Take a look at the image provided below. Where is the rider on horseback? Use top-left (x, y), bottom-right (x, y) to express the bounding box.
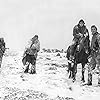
top-left (70, 19), bottom-right (89, 60)
top-left (67, 20), bottom-right (90, 82)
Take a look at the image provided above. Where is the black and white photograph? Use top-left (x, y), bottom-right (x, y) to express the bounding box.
top-left (0, 0), bottom-right (100, 100)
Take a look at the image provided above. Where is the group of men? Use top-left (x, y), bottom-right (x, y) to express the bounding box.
top-left (71, 19), bottom-right (100, 85)
top-left (22, 19), bottom-right (100, 85)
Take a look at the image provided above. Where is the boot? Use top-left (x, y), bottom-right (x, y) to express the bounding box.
top-left (87, 73), bottom-right (92, 85)
top-left (30, 65), bottom-right (36, 74)
top-left (24, 65), bottom-right (29, 73)
top-left (31, 70), bottom-right (36, 74)
top-left (24, 68), bottom-right (29, 73)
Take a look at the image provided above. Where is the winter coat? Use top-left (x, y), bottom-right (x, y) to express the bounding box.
top-left (73, 24), bottom-right (89, 43)
top-left (24, 39), bottom-right (40, 56)
top-left (91, 32), bottom-right (100, 51)
top-left (89, 32), bottom-right (100, 70)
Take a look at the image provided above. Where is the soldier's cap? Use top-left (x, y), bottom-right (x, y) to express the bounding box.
top-left (32, 35), bottom-right (38, 40)
top-left (0, 38), bottom-right (4, 41)
top-left (34, 35), bottom-right (38, 38)
top-left (79, 19), bottom-right (85, 24)
top-left (91, 25), bottom-right (97, 30)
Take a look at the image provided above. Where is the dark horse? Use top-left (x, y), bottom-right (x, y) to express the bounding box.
top-left (66, 36), bottom-right (91, 82)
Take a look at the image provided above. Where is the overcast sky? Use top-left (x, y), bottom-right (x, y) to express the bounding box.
top-left (0, 0), bottom-right (100, 50)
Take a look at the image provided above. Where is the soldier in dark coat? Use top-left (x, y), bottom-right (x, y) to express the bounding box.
top-left (88, 25), bottom-right (100, 85)
top-left (73, 19), bottom-right (89, 44)
top-left (70, 19), bottom-right (89, 59)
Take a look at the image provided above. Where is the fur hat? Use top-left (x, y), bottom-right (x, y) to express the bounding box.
top-left (79, 19), bottom-right (85, 24)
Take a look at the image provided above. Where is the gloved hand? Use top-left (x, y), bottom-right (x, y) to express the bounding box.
top-left (79, 33), bottom-right (83, 37)
top-left (84, 32), bottom-right (88, 37)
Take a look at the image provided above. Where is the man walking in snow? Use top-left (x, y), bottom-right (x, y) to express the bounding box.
top-left (22, 35), bottom-right (40, 74)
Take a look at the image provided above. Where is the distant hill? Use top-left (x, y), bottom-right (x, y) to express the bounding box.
top-left (41, 48), bottom-right (67, 53)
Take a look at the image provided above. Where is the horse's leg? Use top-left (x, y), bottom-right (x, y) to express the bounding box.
top-left (0, 54), bottom-right (3, 68)
top-left (24, 63), bottom-right (30, 73)
top-left (67, 62), bottom-right (70, 73)
top-left (68, 62), bottom-right (72, 78)
top-left (69, 70), bottom-right (72, 79)
top-left (69, 71), bottom-right (72, 78)
top-left (81, 63), bottom-right (85, 82)
top-left (68, 62), bottom-right (74, 79)
top-left (72, 63), bottom-right (77, 82)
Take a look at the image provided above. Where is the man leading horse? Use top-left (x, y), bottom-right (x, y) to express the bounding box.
top-left (88, 25), bottom-right (100, 85)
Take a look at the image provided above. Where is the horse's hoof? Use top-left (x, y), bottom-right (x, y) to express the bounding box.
top-left (24, 71), bottom-right (28, 73)
top-left (68, 76), bottom-right (71, 79)
top-left (72, 79), bottom-right (76, 82)
top-left (30, 70), bottom-right (36, 74)
top-left (81, 80), bottom-right (85, 83)
top-left (98, 82), bottom-right (100, 86)
top-left (69, 77), bottom-right (71, 79)
top-left (31, 72), bottom-right (36, 74)
top-left (83, 80), bottom-right (85, 83)
top-left (24, 70), bottom-right (28, 73)
top-left (72, 80), bottom-right (75, 83)
top-left (87, 83), bottom-right (92, 86)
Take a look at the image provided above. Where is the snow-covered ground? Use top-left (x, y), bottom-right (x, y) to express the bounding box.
top-left (0, 50), bottom-right (100, 100)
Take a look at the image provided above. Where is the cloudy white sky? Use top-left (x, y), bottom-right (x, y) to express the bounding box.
top-left (0, 0), bottom-right (100, 50)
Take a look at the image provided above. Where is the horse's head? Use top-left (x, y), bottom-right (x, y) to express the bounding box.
top-left (66, 44), bottom-right (78, 62)
top-left (78, 36), bottom-right (90, 54)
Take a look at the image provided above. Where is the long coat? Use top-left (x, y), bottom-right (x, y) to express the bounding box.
top-left (73, 24), bottom-right (89, 43)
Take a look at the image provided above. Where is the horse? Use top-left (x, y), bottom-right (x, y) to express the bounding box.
top-left (66, 36), bottom-right (91, 82)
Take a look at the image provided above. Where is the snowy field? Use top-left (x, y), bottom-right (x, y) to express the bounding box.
top-left (0, 50), bottom-right (100, 100)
